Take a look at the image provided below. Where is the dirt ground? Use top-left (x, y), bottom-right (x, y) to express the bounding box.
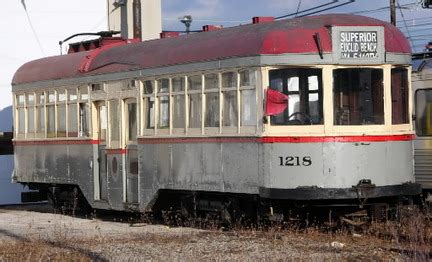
top-left (0, 204), bottom-right (430, 261)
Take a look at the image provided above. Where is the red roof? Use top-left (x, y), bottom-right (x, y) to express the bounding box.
top-left (12, 14), bottom-right (411, 85)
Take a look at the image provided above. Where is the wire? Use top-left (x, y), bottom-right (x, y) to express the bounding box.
top-left (297, 0), bottom-right (356, 18)
top-left (295, 0), bottom-right (302, 18)
top-left (275, 0), bottom-right (338, 19)
top-left (351, 2), bottom-right (417, 15)
top-left (403, 21), bottom-right (432, 28)
top-left (402, 27), bottom-right (432, 33)
top-left (397, 1), bottom-right (414, 49)
top-left (21, 1), bottom-right (45, 56)
top-left (163, 17), bottom-right (249, 24)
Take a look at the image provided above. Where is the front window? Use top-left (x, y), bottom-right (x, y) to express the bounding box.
top-left (333, 68), bottom-right (384, 125)
top-left (415, 89), bottom-right (432, 136)
top-left (391, 67), bottom-right (409, 124)
top-left (269, 68), bottom-right (323, 125)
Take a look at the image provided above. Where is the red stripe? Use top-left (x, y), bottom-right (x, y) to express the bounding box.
top-left (138, 134), bottom-right (414, 144)
top-left (106, 149), bottom-right (127, 155)
top-left (138, 137), bottom-right (257, 144)
top-left (13, 135), bottom-right (414, 146)
top-left (258, 134), bottom-right (415, 143)
top-left (14, 139), bottom-right (100, 146)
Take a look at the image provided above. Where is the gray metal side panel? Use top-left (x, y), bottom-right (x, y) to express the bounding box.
top-left (265, 141), bottom-right (414, 189)
top-left (14, 144), bottom-right (95, 206)
top-left (414, 138), bottom-right (432, 189)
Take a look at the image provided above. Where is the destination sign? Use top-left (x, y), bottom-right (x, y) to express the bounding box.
top-left (339, 31), bottom-right (378, 59)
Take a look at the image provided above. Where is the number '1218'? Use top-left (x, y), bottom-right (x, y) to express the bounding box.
top-left (278, 156), bottom-right (312, 166)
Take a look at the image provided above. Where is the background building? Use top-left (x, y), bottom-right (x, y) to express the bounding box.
top-left (107, 0), bottom-right (162, 41)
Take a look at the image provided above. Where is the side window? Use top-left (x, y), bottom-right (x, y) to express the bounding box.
top-left (188, 75), bottom-right (203, 129)
top-left (333, 68), bottom-right (384, 125)
top-left (157, 78), bottom-right (170, 129)
top-left (16, 94), bottom-right (25, 137)
top-left (57, 90), bottom-right (67, 137)
top-left (415, 89), bottom-right (432, 136)
top-left (126, 101), bottom-right (137, 142)
top-left (222, 72), bottom-right (238, 127)
top-left (98, 102), bottom-right (108, 141)
top-left (391, 67), bottom-right (409, 124)
top-left (204, 73), bottom-right (219, 128)
top-left (68, 89), bottom-right (78, 137)
top-left (143, 80), bottom-right (155, 131)
top-left (47, 91), bottom-right (56, 138)
top-left (240, 70), bottom-right (257, 127)
top-left (26, 93), bottom-right (35, 138)
top-left (268, 68), bottom-right (323, 125)
top-left (109, 100), bottom-right (120, 145)
top-left (172, 77), bottom-right (185, 129)
top-left (36, 92), bottom-right (45, 138)
top-left (78, 86), bottom-right (90, 137)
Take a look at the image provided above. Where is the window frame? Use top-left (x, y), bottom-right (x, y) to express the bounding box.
top-left (239, 69), bottom-right (259, 133)
top-left (204, 72), bottom-right (221, 134)
top-left (171, 76), bottom-right (186, 134)
top-left (414, 88), bottom-right (432, 137)
top-left (221, 71), bottom-right (239, 133)
top-left (332, 67), bottom-right (385, 126)
top-left (264, 66), bottom-right (325, 135)
top-left (186, 74), bottom-right (204, 135)
top-left (15, 94), bottom-right (26, 139)
top-left (142, 79), bottom-right (156, 136)
top-left (35, 91), bottom-right (46, 138)
top-left (67, 88), bottom-right (79, 138)
top-left (156, 78), bottom-right (171, 135)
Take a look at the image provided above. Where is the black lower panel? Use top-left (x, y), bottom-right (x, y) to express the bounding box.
top-left (259, 183), bottom-right (422, 200)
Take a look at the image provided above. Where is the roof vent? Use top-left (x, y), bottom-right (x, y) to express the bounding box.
top-left (160, 32), bottom-right (180, 39)
top-left (252, 17), bottom-right (275, 24)
top-left (202, 25), bottom-right (223, 32)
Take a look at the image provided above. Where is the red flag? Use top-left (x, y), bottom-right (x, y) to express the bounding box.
top-left (265, 88), bottom-right (289, 116)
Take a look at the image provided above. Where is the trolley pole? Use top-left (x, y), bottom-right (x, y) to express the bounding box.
top-left (390, 0), bottom-right (396, 26)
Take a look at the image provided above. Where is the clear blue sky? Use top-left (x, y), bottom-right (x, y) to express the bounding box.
top-left (0, 0), bottom-right (430, 110)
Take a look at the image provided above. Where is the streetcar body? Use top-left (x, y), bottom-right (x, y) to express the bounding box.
top-left (11, 14), bottom-right (420, 214)
top-left (412, 51), bottom-right (432, 190)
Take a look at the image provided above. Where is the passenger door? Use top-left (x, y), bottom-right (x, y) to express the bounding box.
top-left (94, 101), bottom-right (108, 201)
top-left (124, 99), bottom-right (139, 204)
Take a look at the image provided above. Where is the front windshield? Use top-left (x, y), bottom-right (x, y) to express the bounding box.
top-left (268, 68), bottom-right (323, 125)
top-left (333, 68), bottom-right (384, 125)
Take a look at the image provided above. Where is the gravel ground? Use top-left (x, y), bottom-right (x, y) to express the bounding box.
top-left (0, 204), bottom-right (429, 261)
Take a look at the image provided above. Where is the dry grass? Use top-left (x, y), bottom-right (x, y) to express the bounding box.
top-left (0, 205), bottom-right (430, 261)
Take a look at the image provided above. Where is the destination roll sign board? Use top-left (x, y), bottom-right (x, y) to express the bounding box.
top-left (340, 31), bottom-right (378, 58)
top-left (332, 26), bottom-right (384, 64)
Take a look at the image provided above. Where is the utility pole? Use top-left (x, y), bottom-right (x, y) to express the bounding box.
top-left (390, 0), bottom-right (396, 26)
top-left (133, 0), bottom-right (142, 40)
